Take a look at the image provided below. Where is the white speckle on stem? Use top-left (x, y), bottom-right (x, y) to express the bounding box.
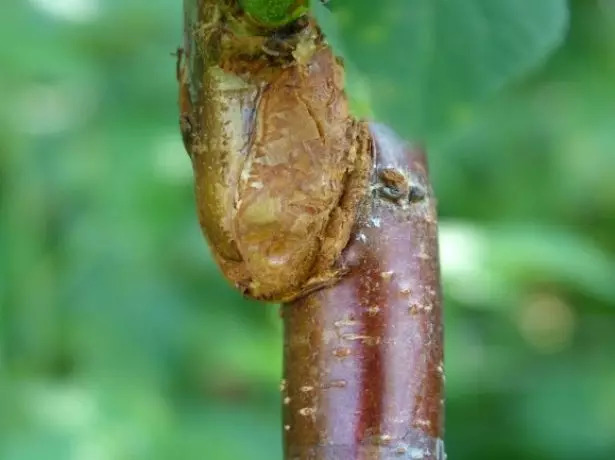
top-left (356, 232), bottom-right (367, 243)
top-left (341, 334), bottom-right (380, 345)
top-left (298, 407), bottom-right (316, 417)
top-left (414, 419), bottom-right (431, 429)
top-left (409, 447), bottom-right (427, 459)
top-left (334, 319), bottom-right (359, 328)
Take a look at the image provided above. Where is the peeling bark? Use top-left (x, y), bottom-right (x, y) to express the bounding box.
top-left (181, 2), bottom-right (445, 459)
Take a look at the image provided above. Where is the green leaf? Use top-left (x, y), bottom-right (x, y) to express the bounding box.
top-left (317, 0), bottom-right (569, 139)
top-left (440, 223), bottom-right (615, 310)
top-left (486, 225), bottom-right (615, 305)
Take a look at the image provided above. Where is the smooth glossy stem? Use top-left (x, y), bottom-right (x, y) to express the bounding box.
top-left (282, 124), bottom-right (445, 460)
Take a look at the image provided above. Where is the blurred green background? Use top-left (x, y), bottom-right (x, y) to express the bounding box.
top-left (1, 0), bottom-right (615, 459)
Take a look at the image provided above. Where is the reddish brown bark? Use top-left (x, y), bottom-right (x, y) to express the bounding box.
top-left (282, 123), bottom-right (445, 460)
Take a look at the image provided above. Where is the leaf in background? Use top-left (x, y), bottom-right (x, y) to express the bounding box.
top-left (316, 0), bottom-right (569, 139)
top-left (440, 222), bottom-right (615, 309)
top-left (485, 224), bottom-right (615, 306)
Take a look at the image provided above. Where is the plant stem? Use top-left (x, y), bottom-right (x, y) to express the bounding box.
top-left (181, 2), bottom-right (445, 458)
top-left (282, 124), bottom-right (445, 459)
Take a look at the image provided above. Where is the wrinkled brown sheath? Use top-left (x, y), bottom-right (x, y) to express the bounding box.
top-left (183, 2), bottom-right (445, 459)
